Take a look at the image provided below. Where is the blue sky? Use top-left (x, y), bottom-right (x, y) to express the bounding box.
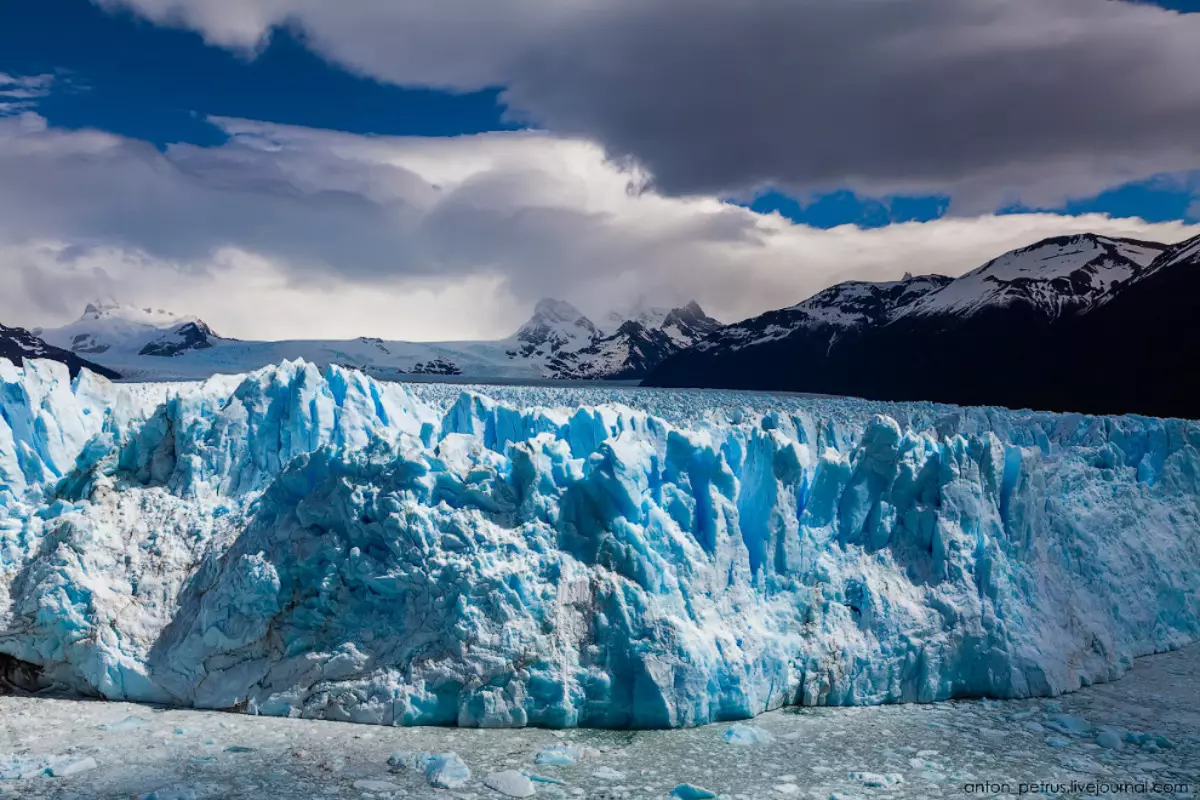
top-left (2, 0), bottom-right (1199, 338)
top-left (0, 0), bottom-right (514, 147)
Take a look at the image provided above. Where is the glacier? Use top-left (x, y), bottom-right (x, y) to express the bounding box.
top-left (0, 357), bottom-right (1197, 729)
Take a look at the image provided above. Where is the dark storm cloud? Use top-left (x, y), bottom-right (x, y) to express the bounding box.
top-left (104, 0), bottom-right (1200, 205)
top-left (498, 0), bottom-right (1200, 202)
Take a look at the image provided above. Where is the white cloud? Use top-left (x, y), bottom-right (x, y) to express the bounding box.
top-left (1, 114), bottom-right (1198, 341)
top-left (0, 72), bottom-right (55, 116)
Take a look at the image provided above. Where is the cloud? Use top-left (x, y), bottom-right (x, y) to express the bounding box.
top-left (2, 113), bottom-right (1198, 341)
top-left (0, 72), bottom-right (55, 116)
top-left (96, 0), bottom-right (1200, 206)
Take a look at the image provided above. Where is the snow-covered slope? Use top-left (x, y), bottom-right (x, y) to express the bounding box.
top-left (0, 321), bottom-right (120, 379)
top-left (40, 299), bottom-right (219, 358)
top-left (897, 234), bottom-right (1165, 321)
top-left (2, 358), bottom-right (1197, 728)
top-left (692, 273), bottom-right (951, 353)
top-left (39, 298), bottom-right (719, 382)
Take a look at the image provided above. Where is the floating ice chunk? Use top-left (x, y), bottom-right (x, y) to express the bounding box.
top-left (535, 746), bottom-right (582, 766)
top-left (1046, 715), bottom-right (1092, 737)
top-left (48, 756), bottom-right (97, 777)
top-left (387, 750), bottom-right (424, 772)
top-left (423, 752), bottom-right (471, 789)
top-left (1045, 737), bottom-right (1070, 748)
top-left (671, 783), bottom-right (717, 799)
top-left (0, 754), bottom-right (46, 780)
top-left (483, 770), bottom-right (536, 797)
top-left (1095, 730), bottom-right (1124, 750)
top-left (848, 772), bottom-right (903, 788)
top-left (527, 773), bottom-right (565, 785)
top-left (722, 723), bottom-right (775, 746)
top-left (591, 767), bottom-right (626, 781)
top-left (101, 715), bottom-right (150, 732)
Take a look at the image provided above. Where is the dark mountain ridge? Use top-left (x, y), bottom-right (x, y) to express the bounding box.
top-left (646, 233), bottom-right (1200, 419)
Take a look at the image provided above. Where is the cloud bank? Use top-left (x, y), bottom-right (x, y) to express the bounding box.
top-left (2, 113), bottom-right (1197, 341)
top-left (97, 0), bottom-right (1200, 206)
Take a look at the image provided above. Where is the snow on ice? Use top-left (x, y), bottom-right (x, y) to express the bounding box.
top-left (1, 357), bottom-right (1198, 730)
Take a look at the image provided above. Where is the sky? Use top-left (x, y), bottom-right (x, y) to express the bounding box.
top-left (2, 0), bottom-right (1200, 341)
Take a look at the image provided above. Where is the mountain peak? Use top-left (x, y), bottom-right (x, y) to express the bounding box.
top-left (531, 297), bottom-right (588, 322)
top-left (514, 298), bottom-right (598, 353)
top-left (79, 298), bottom-right (182, 325)
top-left (900, 232), bottom-right (1167, 321)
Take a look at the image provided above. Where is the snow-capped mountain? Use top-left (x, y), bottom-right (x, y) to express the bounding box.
top-left (0, 321), bottom-right (119, 379)
top-left (38, 297), bottom-right (719, 382)
top-left (693, 274), bottom-right (951, 354)
top-left (897, 234), bottom-right (1165, 321)
top-left (509, 298), bottom-right (600, 359)
top-left (646, 232), bottom-right (1200, 418)
top-left (40, 299), bottom-right (221, 363)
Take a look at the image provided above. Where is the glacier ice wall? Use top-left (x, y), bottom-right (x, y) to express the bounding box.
top-left (1, 358), bottom-right (1198, 728)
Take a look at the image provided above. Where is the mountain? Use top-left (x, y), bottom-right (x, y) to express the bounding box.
top-left (645, 233), bottom-right (1200, 418)
top-left (41, 299), bottom-right (220, 359)
top-left (895, 234), bottom-right (1164, 321)
top-left (552, 300), bottom-right (722, 380)
top-left (689, 274), bottom-right (951, 356)
top-left (1036, 232), bottom-right (1200, 419)
top-left (38, 297), bottom-right (719, 382)
top-left (0, 321), bottom-right (121, 379)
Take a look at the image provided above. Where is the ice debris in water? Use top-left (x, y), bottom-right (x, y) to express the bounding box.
top-left (352, 779), bottom-right (401, 792)
top-left (535, 745), bottom-right (583, 766)
top-left (1046, 715), bottom-right (1092, 737)
top-left (47, 756), bottom-right (98, 777)
top-left (136, 787), bottom-right (201, 800)
top-left (382, 750), bottom-right (470, 787)
top-left (1, 753), bottom-right (98, 780)
top-left (483, 770), bottom-right (536, 797)
top-left (422, 752), bottom-right (470, 789)
top-left (672, 784), bottom-right (718, 799)
top-left (849, 772), bottom-right (904, 788)
top-left (721, 723), bottom-right (774, 746)
top-left (100, 715), bottom-right (150, 732)
top-left (1, 357), bottom-right (1199, 730)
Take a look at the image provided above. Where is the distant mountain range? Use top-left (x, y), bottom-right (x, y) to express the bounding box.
top-left (6, 231), bottom-right (1200, 417)
top-left (645, 232), bottom-right (1200, 418)
top-left (2, 297), bottom-right (720, 382)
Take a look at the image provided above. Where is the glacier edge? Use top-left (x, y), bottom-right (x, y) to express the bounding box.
top-left (1, 357), bottom-right (1198, 728)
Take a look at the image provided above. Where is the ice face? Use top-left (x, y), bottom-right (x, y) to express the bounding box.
top-left (1, 357), bottom-right (1198, 729)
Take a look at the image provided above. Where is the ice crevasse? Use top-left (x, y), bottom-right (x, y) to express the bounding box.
top-left (0, 357), bottom-right (1198, 729)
